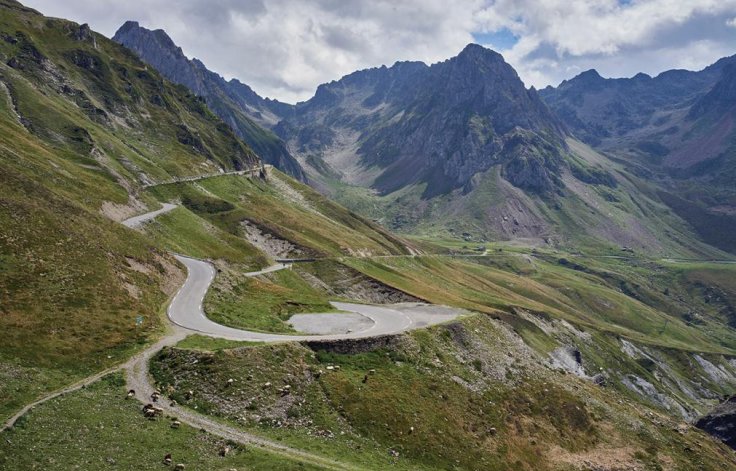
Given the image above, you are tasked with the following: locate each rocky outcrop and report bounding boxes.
[302,334,404,355]
[696,396,736,449]
[71,23,96,47]
[113,21,305,181]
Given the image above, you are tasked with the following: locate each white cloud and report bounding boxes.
[21,0,736,101]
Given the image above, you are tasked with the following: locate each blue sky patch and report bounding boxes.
[472,28,519,50]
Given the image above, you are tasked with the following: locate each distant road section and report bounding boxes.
[122,203,177,228]
[141,165,266,189]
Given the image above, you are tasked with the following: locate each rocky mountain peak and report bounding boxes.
[456,43,505,63]
[445,44,521,87]
[279,43,567,198]
[113,21,185,61]
[632,72,651,81]
[115,20,140,35]
[562,69,605,89]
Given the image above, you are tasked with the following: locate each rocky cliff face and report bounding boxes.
[689,64,736,119]
[113,21,305,181]
[279,44,568,198]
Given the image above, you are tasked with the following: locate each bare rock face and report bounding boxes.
[696,395,736,449]
[278,43,568,197]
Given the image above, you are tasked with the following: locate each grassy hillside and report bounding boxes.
[146,170,414,259]
[0,373,325,470]
[147,315,736,471]
[324,138,730,259]
[340,254,736,354]
[0,0,267,419]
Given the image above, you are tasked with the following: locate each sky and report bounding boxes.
[23,0,736,104]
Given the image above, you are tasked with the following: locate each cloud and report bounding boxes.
[21,0,736,101]
[476,0,736,87]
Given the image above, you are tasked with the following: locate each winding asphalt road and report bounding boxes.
[121,204,458,343]
[167,254,453,341]
[2,203,459,469]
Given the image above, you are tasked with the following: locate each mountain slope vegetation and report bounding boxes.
[112,21,306,181]
[0,0,259,418]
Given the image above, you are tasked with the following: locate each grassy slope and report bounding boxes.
[142,205,267,268]
[0,84,173,420]
[0,373,326,470]
[0,0,264,420]
[147,170,413,259]
[340,254,736,354]
[149,316,736,471]
[205,267,334,333]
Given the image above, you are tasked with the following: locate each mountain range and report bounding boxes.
[5,2,736,468]
[113,22,736,257]
[541,56,736,253]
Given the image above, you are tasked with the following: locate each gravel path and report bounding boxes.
[123,326,354,470]
[121,202,177,228]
